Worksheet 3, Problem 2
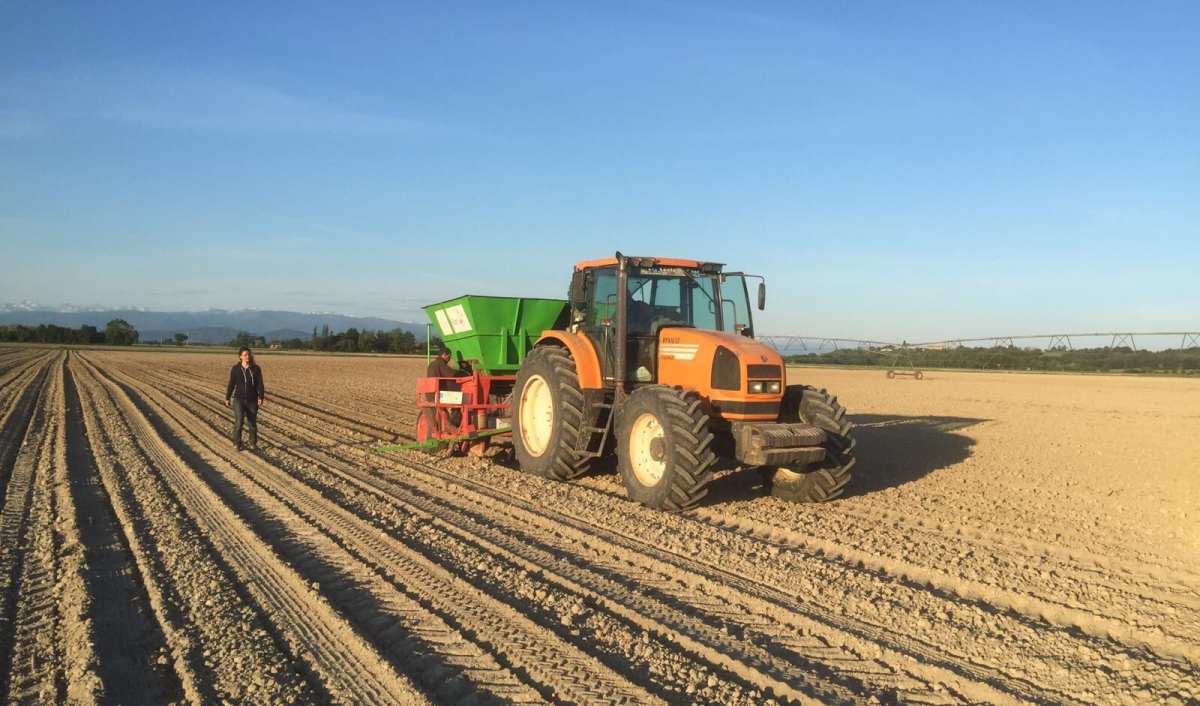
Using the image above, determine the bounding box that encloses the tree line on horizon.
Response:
[228,324,433,354]
[0,319,433,353]
[787,345,1200,374]
[0,319,140,346]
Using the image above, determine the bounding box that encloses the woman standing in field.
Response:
[225,346,266,451]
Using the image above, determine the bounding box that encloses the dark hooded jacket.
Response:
[225,363,265,402]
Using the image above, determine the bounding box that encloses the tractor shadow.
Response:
[702,414,988,505]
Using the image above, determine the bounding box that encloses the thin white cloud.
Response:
[99,72,422,134]
[1,69,440,137]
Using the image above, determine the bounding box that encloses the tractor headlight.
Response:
[766,381,781,393]
[749,381,764,393]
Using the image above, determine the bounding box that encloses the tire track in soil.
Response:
[206,379,1194,706]
[563,472,1199,704]
[112,357,1200,706]
[74,355,430,706]
[0,352,50,405]
[132,361,1024,706]
[104,367,567,705]
[6,354,105,705]
[137,377,860,706]
[160,364,409,440]
[811,502,1200,609]
[0,354,53,703]
[692,505,1200,650]
[129,363,896,706]
[70,357,320,706]
[0,350,40,383]
[61,356,185,705]
[157,359,1200,601]
[211,360,1198,590]
[0,356,52,513]
[94,356,673,706]
[257,367,1200,647]
[844,488,1200,589]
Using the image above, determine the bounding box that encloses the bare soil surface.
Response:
[0,347,1196,705]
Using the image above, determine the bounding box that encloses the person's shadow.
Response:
[703,413,986,504]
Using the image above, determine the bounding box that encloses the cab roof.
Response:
[574,256,723,271]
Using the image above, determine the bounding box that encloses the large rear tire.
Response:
[512,346,595,480]
[766,385,856,502]
[617,386,716,510]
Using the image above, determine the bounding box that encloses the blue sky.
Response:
[2,1,1197,340]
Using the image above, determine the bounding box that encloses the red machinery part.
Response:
[413,370,515,453]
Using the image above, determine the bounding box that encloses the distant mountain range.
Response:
[0,305,426,344]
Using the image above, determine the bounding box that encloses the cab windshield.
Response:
[623,267,753,336]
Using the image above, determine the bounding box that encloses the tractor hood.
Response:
[657,328,785,421]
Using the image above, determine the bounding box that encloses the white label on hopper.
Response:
[446,304,472,333]
[434,309,454,336]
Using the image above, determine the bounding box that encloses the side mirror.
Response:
[757,282,766,310]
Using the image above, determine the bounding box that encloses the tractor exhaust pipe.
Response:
[614,251,628,402]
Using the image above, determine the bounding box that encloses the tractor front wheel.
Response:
[765,385,856,502]
[617,386,716,511]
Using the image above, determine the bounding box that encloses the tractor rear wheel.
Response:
[766,385,856,502]
[512,346,595,480]
[617,386,716,511]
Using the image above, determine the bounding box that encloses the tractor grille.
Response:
[747,364,781,379]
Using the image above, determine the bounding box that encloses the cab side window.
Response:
[588,269,618,330]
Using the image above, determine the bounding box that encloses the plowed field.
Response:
[0,347,1195,705]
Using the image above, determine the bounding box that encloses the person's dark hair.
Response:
[238,346,255,365]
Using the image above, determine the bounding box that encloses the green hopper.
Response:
[423,295,567,375]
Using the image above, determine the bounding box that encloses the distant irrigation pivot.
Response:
[759,331,1200,354]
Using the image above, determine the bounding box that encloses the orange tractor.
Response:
[510,253,855,510]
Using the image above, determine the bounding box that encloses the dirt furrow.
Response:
[559,472,1196,704]
[160,366,1196,706]
[0,356,53,703]
[0,361,62,705]
[0,353,48,403]
[5,355,106,705]
[693,505,1200,649]
[0,357,52,515]
[250,374,1200,688]
[61,357,185,705]
[153,359,1200,612]
[848,485,1200,585]
[2,354,101,704]
[160,364,409,439]
[74,355,429,706]
[219,359,1195,583]
[70,357,319,706]
[147,377,865,705]
[101,364,551,704]
[135,362,1019,705]
[804,500,1200,607]
[250,401,1190,701]
[97,357,670,706]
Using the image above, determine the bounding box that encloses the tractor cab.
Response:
[567,256,767,393]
